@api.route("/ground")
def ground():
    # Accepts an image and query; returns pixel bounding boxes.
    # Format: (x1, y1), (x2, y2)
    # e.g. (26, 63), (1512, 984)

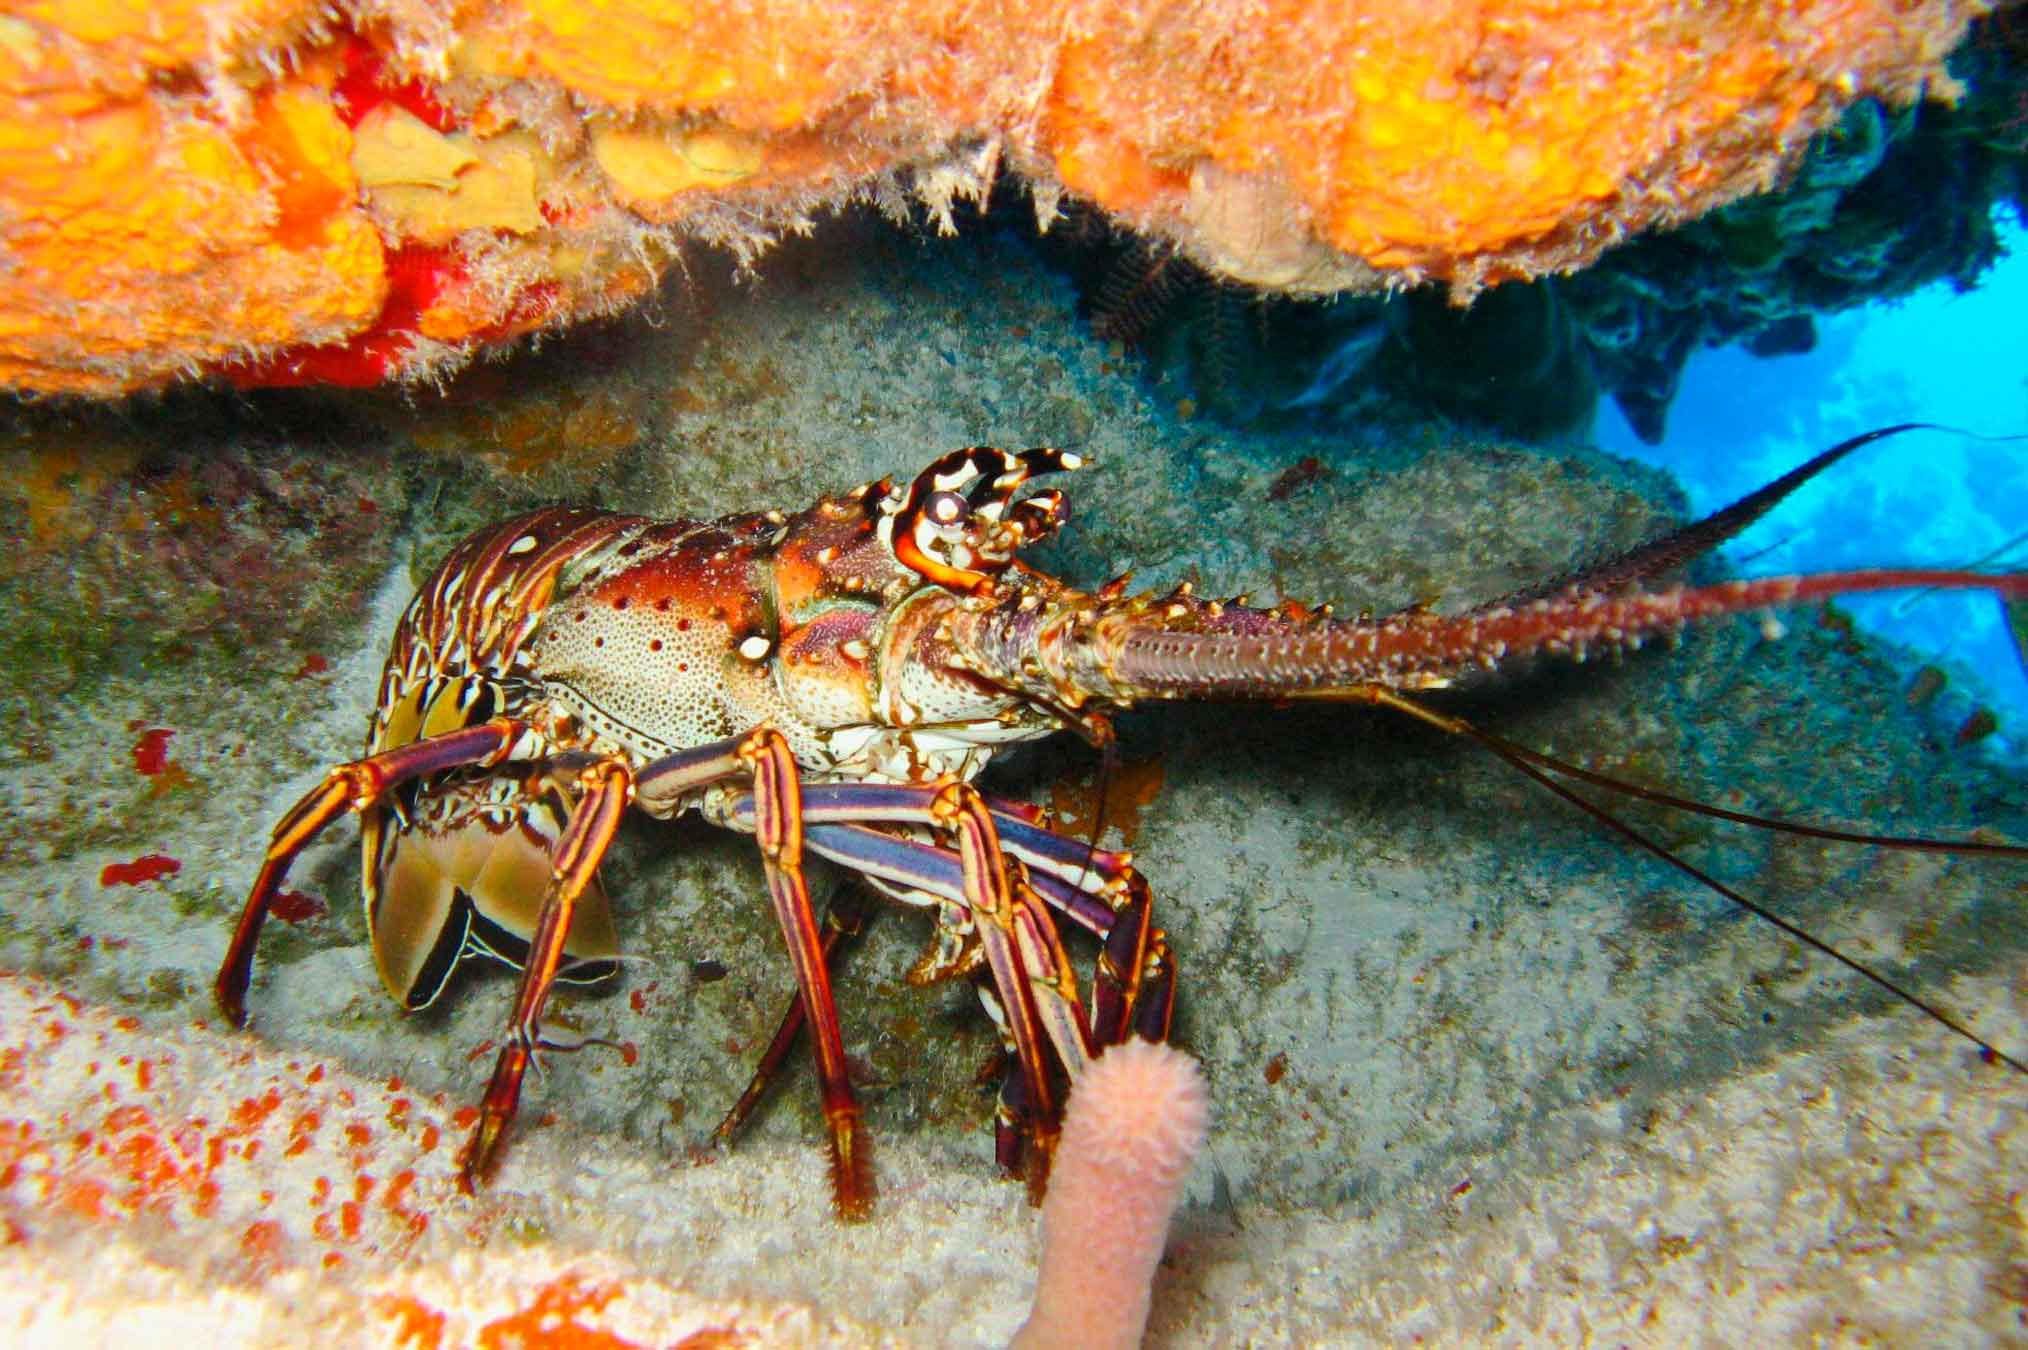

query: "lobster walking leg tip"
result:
(828, 1115), (876, 1223)
(457, 1112), (511, 1194)
(454, 1149), (489, 1196)
(835, 1190), (875, 1224)
(1023, 1125), (1059, 1206)
(213, 983), (249, 1030)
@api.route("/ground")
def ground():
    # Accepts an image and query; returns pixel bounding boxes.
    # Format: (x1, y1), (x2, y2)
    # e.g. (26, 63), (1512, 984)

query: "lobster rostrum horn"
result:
(880, 444), (1078, 594)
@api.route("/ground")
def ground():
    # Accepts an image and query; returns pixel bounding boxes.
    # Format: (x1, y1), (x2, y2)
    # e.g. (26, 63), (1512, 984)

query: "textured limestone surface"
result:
(1, 217), (2024, 1343)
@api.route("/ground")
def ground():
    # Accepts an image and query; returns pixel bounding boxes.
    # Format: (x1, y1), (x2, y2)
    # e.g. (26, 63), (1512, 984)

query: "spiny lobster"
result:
(215, 425), (2028, 1221)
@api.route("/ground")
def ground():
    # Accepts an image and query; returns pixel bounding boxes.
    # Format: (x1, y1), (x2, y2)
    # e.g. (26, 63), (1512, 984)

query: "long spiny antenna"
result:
(1366, 687), (2028, 1075)
(1474, 731), (2028, 858)
(1494, 423), (2028, 607)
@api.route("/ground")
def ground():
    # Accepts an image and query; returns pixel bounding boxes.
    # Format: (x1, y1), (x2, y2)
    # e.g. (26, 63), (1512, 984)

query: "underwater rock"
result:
(0, 0), (1982, 395)
(0, 397), (408, 743)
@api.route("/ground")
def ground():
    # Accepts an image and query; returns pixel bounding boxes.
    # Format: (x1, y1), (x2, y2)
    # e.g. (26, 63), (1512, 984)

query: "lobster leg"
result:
(712, 768), (1160, 1194)
(794, 810), (1174, 1052)
(725, 784), (1149, 982)
(1092, 871), (1176, 1047)
(710, 885), (873, 1150)
(739, 784), (1136, 912)
(216, 717), (535, 1028)
(836, 792), (1152, 1191)
(796, 821), (1103, 1066)
(1008, 871), (1096, 1073)
(718, 811), (1176, 1193)
(459, 754), (634, 1191)
(934, 782), (1067, 1198)
(739, 728), (876, 1221)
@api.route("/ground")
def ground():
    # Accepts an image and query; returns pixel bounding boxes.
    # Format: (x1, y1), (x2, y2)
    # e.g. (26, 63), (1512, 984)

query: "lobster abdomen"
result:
(361, 507), (650, 1007)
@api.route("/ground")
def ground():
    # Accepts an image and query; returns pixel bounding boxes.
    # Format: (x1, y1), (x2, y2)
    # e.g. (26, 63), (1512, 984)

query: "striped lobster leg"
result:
(215, 717), (536, 1028)
(710, 782), (1176, 1193)
(459, 754), (635, 1190)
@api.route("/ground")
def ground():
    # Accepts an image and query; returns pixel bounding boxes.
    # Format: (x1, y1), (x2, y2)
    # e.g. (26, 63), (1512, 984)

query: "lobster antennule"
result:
(952, 569), (2027, 708)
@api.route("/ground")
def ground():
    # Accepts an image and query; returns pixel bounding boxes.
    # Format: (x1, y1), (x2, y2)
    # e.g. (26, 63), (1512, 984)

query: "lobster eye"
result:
(923, 490), (969, 529)
(890, 445), (1082, 594)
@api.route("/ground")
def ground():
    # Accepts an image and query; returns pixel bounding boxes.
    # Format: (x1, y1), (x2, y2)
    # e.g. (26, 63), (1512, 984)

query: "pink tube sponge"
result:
(1014, 1040), (1209, 1350)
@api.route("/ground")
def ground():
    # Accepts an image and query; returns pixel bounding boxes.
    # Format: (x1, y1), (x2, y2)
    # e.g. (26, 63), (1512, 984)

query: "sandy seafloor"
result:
(1, 214), (2025, 1345)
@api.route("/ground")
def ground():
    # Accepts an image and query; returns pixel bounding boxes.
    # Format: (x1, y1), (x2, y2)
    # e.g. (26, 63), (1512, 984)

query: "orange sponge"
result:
(0, 1), (1976, 395)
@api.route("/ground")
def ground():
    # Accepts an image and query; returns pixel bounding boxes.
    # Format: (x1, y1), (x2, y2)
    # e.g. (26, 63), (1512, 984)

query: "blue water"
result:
(1596, 216), (2028, 725)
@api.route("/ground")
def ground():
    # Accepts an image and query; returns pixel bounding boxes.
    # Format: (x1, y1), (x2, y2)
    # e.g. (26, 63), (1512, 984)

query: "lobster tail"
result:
(949, 569), (2027, 709)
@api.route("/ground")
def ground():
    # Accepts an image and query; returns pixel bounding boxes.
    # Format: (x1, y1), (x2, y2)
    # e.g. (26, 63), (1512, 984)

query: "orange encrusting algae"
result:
(0, 1), (1977, 395)
(1029, 3), (1960, 289)
(0, 971), (867, 1343)
(0, 76), (388, 393)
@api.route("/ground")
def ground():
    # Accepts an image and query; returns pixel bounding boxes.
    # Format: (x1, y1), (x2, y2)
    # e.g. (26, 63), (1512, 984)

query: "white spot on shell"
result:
(739, 635), (772, 661)
(507, 535), (539, 555)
